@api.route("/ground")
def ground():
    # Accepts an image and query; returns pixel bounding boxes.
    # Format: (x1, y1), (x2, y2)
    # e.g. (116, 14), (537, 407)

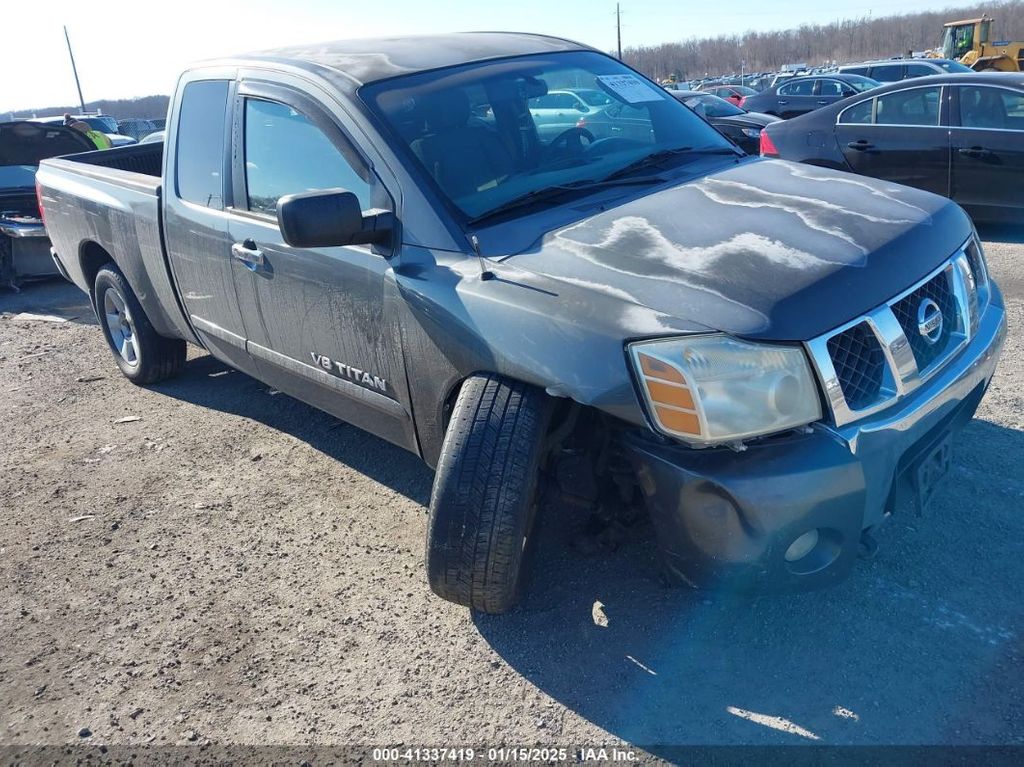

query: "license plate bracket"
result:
(913, 435), (952, 513)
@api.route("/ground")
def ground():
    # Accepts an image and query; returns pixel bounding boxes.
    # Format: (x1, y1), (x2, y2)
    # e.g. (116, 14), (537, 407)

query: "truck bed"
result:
(36, 142), (197, 345)
(49, 142), (164, 193)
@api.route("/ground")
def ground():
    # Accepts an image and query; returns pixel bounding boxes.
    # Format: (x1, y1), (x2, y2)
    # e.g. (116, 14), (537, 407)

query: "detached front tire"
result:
(94, 264), (185, 385)
(426, 374), (555, 614)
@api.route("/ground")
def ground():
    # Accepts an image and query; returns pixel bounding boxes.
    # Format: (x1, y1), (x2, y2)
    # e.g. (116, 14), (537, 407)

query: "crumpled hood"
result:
(503, 159), (973, 341)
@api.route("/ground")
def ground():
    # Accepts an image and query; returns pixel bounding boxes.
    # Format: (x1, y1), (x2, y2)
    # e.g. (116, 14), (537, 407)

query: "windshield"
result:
(846, 75), (882, 93)
(938, 59), (974, 73)
(682, 93), (745, 118)
(362, 50), (734, 220)
(0, 165), (38, 189)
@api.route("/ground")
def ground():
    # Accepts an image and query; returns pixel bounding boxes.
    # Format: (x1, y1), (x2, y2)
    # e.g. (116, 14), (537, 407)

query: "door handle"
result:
(778, 99), (788, 105)
(817, 99), (829, 104)
(231, 238), (265, 271)
(847, 140), (875, 151)
(958, 146), (992, 158)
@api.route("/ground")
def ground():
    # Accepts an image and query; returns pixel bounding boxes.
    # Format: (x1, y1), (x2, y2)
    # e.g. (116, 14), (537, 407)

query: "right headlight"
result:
(629, 334), (822, 447)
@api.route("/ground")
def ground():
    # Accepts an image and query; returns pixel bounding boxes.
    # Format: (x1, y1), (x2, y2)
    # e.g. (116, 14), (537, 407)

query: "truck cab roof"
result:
(219, 32), (591, 93)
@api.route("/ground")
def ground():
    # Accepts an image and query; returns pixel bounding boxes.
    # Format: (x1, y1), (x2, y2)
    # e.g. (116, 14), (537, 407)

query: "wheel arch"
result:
(79, 240), (116, 301)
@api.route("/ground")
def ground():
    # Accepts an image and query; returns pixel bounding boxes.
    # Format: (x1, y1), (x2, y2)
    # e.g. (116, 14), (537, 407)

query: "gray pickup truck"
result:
(37, 33), (1006, 613)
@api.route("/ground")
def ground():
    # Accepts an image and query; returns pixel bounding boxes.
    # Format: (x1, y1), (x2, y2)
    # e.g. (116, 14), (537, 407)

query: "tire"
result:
(94, 263), (186, 385)
(426, 374), (555, 614)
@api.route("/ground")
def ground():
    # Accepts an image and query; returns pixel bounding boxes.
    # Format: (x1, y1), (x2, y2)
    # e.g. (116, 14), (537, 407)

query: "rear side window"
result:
(243, 98), (372, 217)
(839, 100), (873, 124)
(842, 66), (869, 77)
(175, 80), (229, 210)
(870, 65), (904, 82)
(905, 63), (937, 78)
(876, 87), (941, 126)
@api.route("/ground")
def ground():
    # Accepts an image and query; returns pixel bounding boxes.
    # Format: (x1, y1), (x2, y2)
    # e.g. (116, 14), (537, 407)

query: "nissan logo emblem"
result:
(917, 298), (943, 344)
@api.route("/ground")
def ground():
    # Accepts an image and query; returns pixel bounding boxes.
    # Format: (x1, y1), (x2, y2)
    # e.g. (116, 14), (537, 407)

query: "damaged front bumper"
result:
(623, 289), (1007, 592)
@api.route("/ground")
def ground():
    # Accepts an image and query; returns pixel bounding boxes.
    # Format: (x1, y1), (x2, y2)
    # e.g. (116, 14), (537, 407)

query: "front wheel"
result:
(425, 374), (555, 614)
(94, 264), (185, 385)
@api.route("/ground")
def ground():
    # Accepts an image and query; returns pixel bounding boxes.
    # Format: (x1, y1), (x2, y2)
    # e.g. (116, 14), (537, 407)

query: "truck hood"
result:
(0, 121), (96, 172)
(502, 159), (973, 341)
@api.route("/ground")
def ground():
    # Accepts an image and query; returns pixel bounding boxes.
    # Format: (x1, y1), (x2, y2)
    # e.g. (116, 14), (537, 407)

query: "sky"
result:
(1, 0), (977, 113)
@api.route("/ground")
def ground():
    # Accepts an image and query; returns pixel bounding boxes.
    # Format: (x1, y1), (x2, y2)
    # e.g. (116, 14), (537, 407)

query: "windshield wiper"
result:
(601, 145), (738, 182)
(466, 174), (666, 226)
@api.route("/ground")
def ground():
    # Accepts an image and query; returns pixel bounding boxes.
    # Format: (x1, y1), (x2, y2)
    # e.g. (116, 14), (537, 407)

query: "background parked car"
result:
(696, 84), (758, 106)
(33, 115), (137, 147)
(670, 90), (780, 153)
(0, 121), (95, 284)
(741, 73), (880, 118)
(760, 72), (1024, 222)
(528, 88), (653, 142)
(838, 58), (975, 82)
(115, 118), (157, 142)
(139, 130), (164, 144)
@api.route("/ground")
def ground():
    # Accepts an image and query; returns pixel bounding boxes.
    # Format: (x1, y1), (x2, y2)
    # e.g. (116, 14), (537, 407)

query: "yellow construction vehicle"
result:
(938, 16), (1024, 72)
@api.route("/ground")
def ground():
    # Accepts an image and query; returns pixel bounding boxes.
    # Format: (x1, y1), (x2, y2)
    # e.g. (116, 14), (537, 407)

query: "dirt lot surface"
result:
(1, 228), (1023, 756)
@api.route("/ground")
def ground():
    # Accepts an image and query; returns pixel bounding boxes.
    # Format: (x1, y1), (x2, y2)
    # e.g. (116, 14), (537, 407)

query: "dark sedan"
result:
(760, 73), (1024, 223)
(670, 91), (780, 153)
(741, 73), (880, 119)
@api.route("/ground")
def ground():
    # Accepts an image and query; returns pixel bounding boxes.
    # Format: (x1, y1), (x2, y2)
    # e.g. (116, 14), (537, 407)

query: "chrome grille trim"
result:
(806, 238), (982, 427)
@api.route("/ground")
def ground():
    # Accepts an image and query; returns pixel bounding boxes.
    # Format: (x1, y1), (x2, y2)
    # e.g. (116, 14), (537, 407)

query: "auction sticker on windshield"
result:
(596, 74), (663, 104)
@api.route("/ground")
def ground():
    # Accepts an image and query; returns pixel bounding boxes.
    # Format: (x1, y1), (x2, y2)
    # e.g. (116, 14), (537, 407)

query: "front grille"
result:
(807, 241), (983, 428)
(890, 270), (958, 372)
(826, 323), (885, 410)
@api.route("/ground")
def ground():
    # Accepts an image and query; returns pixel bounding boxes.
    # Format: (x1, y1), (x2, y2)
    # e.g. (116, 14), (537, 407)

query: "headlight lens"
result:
(740, 127), (762, 138)
(629, 335), (822, 446)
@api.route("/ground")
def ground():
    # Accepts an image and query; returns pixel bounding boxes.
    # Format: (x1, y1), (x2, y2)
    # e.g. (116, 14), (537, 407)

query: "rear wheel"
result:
(94, 264), (185, 385)
(426, 374), (555, 614)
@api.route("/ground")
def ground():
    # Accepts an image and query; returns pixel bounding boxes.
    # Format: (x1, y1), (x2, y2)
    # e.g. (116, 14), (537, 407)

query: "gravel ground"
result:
(1, 228), (1022, 756)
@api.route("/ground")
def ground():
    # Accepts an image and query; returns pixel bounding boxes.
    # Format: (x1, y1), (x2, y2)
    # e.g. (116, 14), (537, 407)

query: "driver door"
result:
(224, 80), (416, 451)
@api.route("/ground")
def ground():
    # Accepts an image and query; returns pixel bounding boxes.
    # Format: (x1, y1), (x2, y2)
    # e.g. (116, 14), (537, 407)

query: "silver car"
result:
(528, 88), (653, 144)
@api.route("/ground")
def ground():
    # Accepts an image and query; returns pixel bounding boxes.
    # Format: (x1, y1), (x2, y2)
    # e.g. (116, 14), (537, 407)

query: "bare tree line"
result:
(5, 95), (169, 123)
(623, 1), (1024, 80)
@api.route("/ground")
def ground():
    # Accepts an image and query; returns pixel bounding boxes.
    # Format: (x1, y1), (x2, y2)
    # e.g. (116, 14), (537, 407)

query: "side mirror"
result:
(576, 103), (589, 113)
(277, 188), (392, 248)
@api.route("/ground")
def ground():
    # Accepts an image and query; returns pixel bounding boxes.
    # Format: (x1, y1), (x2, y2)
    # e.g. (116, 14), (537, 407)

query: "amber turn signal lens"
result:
(638, 352), (685, 384)
(654, 407), (700, 435)
(636, 352), (702, 436)
(645, 380), (696, 410)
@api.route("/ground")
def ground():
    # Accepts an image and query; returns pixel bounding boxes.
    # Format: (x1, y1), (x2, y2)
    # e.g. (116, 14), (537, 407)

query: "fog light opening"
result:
(783, 527), (843, 576)
(785, 529), (820, 563)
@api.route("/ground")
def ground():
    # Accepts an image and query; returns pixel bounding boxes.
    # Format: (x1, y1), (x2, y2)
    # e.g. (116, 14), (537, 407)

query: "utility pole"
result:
(616, 3), (622, 60)
(64, 26), (87, 114)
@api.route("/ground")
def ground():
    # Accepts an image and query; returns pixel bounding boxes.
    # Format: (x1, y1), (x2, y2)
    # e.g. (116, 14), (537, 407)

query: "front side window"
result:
(243, 98), (372, 217)
(875, 87), (941, 126)
(819, 80), (848, 97)
(362, 50), (732, 220)
(176, 80), (230, 210)
(959, 86), (1024, 130)
(938, 60), (973, 73)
